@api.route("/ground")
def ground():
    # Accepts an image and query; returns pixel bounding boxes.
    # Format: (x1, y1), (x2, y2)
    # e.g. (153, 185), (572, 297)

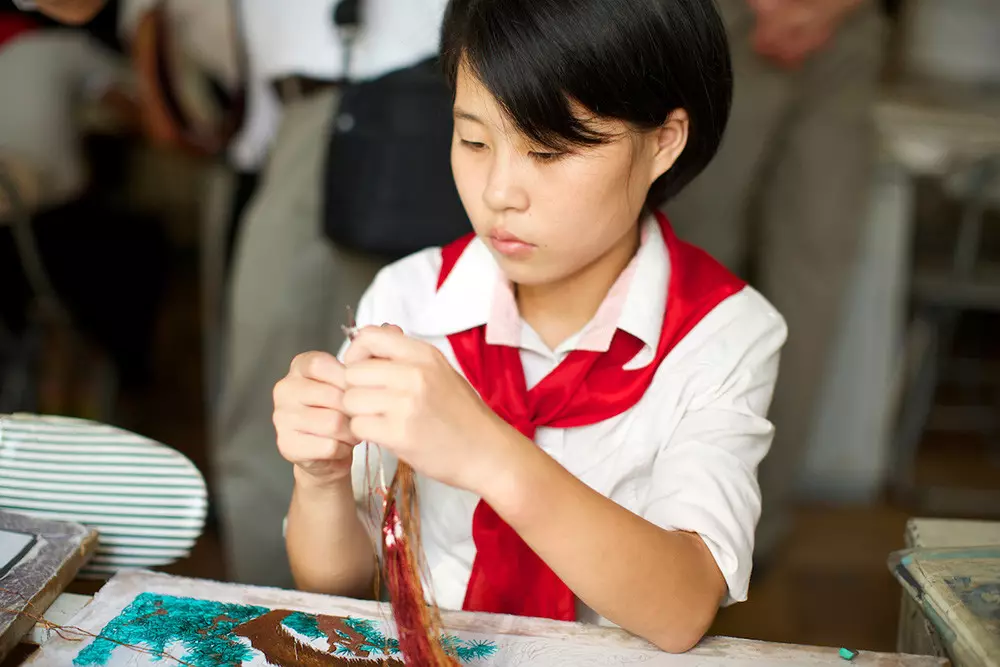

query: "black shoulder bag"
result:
(321, 0), (470, 259)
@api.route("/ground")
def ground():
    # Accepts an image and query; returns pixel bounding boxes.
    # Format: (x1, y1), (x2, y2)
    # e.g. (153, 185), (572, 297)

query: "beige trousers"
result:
(212, 89), (387, 586)
(665, 0), (886, 557)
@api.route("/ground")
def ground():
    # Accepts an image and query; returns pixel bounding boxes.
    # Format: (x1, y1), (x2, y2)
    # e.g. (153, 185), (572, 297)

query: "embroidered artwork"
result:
(71, 593), (495, 666)
(26, 569), (915, 666)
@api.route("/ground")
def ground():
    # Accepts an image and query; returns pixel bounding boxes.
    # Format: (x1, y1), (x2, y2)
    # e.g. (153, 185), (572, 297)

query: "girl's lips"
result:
(488, 231), (535, 258)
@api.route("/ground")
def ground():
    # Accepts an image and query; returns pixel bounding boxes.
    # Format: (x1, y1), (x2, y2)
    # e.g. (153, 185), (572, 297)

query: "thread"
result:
(382, 465), (458, 666)
(342, 307), (456, 665)
(0, 587), (201, 666)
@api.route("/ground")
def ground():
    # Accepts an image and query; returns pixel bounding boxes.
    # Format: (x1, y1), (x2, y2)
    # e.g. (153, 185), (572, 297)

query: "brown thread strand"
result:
(343, 308), (456, 665)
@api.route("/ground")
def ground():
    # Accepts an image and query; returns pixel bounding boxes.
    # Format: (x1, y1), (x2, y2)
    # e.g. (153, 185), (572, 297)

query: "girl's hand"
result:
(273, 352), (360, 489)
(341, 325), (518, 494)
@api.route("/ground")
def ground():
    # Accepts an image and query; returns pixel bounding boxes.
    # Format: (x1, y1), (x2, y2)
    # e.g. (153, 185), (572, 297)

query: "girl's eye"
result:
(461, 140), (487, 151)
(530, 151), (566, 163)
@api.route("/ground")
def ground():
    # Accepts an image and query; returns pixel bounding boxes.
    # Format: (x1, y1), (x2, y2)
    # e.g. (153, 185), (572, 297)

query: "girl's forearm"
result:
(481, 433), (726, 653)
(286, 471), (377, 600)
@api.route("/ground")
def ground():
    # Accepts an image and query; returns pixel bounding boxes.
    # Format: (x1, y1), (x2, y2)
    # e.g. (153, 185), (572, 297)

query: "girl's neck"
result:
(517, 224), (641, 351)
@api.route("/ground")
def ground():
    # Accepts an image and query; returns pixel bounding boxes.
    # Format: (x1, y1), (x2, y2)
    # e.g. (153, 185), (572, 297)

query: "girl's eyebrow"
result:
(454, 108), (484, 124)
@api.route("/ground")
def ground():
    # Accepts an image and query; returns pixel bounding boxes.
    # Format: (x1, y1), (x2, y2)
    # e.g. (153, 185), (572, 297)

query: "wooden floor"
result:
(29, 251), (1000, 657)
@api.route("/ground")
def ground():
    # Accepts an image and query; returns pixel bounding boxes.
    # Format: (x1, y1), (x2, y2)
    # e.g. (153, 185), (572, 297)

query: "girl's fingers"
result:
(289, 351), (346, 388)
(348, 415), (395, 450)
(274, 376), (345, 410)
(342, 326), (434, 367)
(341, 386), (403, 417)
(299, 379), (345, 410)
(276, 406), (354, 442)
(278, 432), (354, 465)
(343, 359), (423, 393)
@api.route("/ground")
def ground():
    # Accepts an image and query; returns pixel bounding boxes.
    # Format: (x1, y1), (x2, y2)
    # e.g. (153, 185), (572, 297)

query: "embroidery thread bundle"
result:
(342, 311), (457, 666)
(381, 466), (458, 666)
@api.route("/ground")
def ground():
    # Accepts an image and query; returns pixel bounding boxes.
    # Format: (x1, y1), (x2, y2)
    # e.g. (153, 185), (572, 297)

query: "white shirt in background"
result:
(118, 0), (241, 92)
(0, 31), (126, 209)
(111, 0), (449, 172)
(240, 0), (449, 83)
(233, 0), (449, 170)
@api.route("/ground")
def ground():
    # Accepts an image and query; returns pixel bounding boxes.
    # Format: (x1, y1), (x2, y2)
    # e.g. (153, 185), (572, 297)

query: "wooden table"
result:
(14, 570), (946, 666)
(0, 511), (97, 662)
(892, 517), (1000, 666)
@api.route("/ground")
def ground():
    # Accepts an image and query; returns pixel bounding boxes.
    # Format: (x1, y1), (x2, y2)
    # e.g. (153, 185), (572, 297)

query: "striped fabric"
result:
(0, 413), (207, 579)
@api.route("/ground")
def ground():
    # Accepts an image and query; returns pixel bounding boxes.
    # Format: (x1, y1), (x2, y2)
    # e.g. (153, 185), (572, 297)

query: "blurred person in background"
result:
(0, 1), (170, 394)
(0, 5), (124, 211)
(665, 0), (886, 567)
(1, 0), (245, 398)
(213, 0), (450, 588)
(12, 0), (106, 24)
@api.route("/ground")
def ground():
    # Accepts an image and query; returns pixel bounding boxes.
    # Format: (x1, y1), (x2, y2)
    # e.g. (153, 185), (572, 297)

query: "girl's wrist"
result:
(471, 418), (542, 515)
(293, 464), (355, 498)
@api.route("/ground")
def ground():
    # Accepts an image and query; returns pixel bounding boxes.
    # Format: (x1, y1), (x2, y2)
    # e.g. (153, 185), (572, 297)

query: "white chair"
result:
(0, 413), (207, 579)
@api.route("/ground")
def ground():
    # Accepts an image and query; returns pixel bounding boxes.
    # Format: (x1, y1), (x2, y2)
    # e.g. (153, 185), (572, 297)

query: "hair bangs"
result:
(440, 0), (733, 205)
(442, 0), (614, 151)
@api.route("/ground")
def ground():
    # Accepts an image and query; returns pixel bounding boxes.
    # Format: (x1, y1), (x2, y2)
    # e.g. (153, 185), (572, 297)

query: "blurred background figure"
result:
(1, 0), (242, 417)
(211, 0), (450, 589)
(12, 0), (107, 24)
(0, 1), (169, 415)
(665, 0), (886, 565)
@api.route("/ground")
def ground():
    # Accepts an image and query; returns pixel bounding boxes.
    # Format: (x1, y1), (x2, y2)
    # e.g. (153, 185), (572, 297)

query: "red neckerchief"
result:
(437, 211), (745, 620)
(0, 13), (39, 52)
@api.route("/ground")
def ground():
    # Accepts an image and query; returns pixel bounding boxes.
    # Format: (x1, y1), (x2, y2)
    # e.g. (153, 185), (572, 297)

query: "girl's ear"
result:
(649, 108), (690, 182)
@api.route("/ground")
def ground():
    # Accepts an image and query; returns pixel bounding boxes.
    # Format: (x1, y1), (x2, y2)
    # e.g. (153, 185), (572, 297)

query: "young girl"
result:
(273, 0), (787, 653)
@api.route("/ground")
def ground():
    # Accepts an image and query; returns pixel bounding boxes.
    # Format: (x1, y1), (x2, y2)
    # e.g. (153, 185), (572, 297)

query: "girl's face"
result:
(451, 65), (688, 288)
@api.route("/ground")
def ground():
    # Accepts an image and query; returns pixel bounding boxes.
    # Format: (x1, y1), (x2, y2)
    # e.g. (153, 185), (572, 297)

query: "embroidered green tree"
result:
(73, 593), (496, 667)
(74, 594), (267, 667)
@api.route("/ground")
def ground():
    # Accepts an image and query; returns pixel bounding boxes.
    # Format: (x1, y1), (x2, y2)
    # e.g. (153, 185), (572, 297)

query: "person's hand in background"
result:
(748, 0), (863, 69)
(27, 0), (107, 25)
(130, 7), (227, 157)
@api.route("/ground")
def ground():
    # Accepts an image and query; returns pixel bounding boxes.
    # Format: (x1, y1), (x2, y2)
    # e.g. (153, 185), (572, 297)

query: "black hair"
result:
(440, 0), (732, 206)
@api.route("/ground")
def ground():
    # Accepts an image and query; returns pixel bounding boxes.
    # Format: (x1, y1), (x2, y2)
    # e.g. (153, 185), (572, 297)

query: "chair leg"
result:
(0, 167), (119, 421)
(0, 169), (70, 325)
(890, 158), (1000, 506)
(891, 311), (942, 504)
(0, 318), (42, 414)
(948, 159), (1000, 471)
(0, 165), (66, 414)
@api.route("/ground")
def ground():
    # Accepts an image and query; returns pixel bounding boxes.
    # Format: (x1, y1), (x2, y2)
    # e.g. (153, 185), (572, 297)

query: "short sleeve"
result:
(641, 288), (787, 605)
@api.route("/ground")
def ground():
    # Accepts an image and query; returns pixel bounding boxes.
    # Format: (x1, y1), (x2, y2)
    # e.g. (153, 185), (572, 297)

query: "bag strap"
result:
(333, 0), (361, 80)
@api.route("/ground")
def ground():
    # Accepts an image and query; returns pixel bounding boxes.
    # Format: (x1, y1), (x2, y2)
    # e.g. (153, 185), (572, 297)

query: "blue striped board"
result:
(0, 414), (207, 579)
